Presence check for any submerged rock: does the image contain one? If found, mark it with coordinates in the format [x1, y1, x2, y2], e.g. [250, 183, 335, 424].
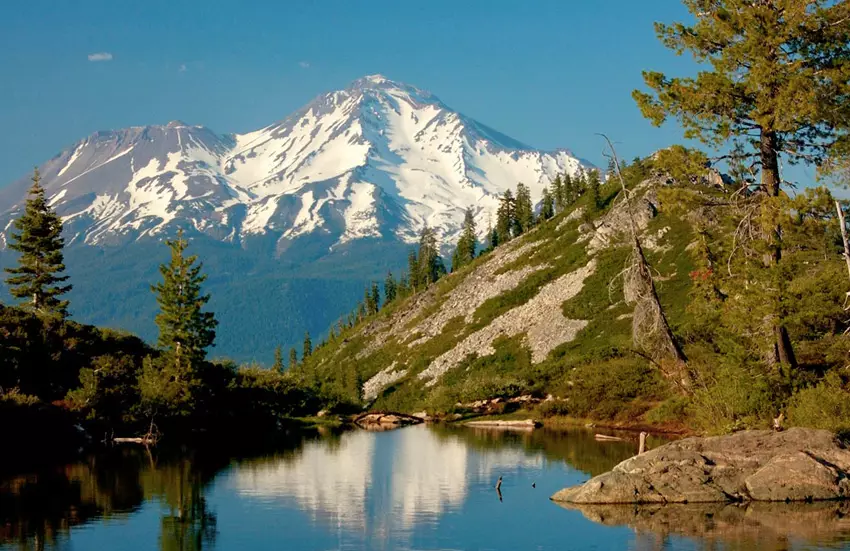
[551, 428, 850, 503]
[354, 412, 423, 432]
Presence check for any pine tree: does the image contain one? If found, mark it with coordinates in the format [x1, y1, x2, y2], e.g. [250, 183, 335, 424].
[495, 190, 515, 244]
[407, 249, 420, 292]
[417, 225, 445, 286]
[541, 186, 555, 220]
[633, 0, 850, 369]
[151, 229, 217, 368]
[587, 169, 602, 211]
[384, 271, 397, 304]
[5, 168, 72, 319]
[514, 183, 534, 235]
[551, 174, 565, 213]
[370, 281, 381, 314]
[302, 331, 312, 359]
[273, 345, 284, 373]
[562, 172, 575, 207]
[454, 206, 477, 270]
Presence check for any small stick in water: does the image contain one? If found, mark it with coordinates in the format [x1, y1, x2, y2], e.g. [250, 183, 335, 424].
[495, 476, 502, 491]
[638, 431, 648, 455]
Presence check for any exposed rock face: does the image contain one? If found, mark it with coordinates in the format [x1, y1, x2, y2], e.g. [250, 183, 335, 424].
[362, 362, 407, 401]
[551, 428, 850, 504]
[354, 412, 423, 431]
[417, 259, 596, 386]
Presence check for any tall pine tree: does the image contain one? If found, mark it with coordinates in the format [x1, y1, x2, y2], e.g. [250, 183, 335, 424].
[514, 183, 534, 234]
[289, 347, 298, 369]
[633, 0, 850, 369]
[303, 331, 312, 359]
[495, 190, 515, 244]
[151, 229, 217, 368]
[541, 186, 555, 220]
[454, 206, 477, 270]
[5, 168, 72, 319]
[384, 271, 397, 304]
[273, 345, 284, 373]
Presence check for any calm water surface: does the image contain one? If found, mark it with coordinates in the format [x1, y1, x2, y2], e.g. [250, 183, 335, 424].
[3, 425, 850, 550]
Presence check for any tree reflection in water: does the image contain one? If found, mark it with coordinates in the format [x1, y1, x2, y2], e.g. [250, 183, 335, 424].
[0, 447, 221, 551]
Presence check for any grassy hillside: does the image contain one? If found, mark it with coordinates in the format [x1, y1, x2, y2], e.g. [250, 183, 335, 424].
[295, 163, 684, 424]
[295, 158, 850, 435]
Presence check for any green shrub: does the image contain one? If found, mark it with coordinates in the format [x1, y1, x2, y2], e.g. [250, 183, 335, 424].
[787, 372, 850, 434]
[538, 400, 570, 418]
[690, 363, 778, 433]
[567, 357, 666, 420]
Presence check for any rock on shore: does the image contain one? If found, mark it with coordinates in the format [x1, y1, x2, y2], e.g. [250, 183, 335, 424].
[551, 428, 850, 503]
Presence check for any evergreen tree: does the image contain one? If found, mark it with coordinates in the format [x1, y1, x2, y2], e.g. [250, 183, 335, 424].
[551, 174, 565, 213]
[514, 183, 534, 235]
[384, 271, 397, 304]
[541, 186, 555, 220]
[573, 168, 587, 200]
[561, 172, 576, 207]
[454, 206, 477, 270]
[370, 280, 381, 314]
[587, 169, 602, 211]
[273, 345, 284, 373]
[302, 331, 312, 359]
[495, 190, 515, 244]
[151, 229, 217, 369]
[5, 168, 72, 319]
[407, 249, 420, 291]
[417, 225, 445, 286]
[633, 0, 850, 369]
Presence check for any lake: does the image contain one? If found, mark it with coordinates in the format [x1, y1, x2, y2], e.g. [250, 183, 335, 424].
[2, 424, 850, 550]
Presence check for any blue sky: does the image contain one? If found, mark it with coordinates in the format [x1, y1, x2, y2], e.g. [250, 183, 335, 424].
[0, 0, 819, 186]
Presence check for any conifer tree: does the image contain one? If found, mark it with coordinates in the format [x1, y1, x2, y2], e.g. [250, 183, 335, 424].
[302, 331, 312, 359]
[151, 229, 217, 368]
[551, 174, 565, 213]
[541, 186, 555, 220]
[273, 345, 284, 373]
[514, 183, 534, 235]
[587, 169, 602, 211]
[407, 250, 419, 292]
[633, 0, 850, 369]
[370, 281, 381, 314]
[384, 271, 397, 304]
[417, 225, 445, 286]
[5, 168, 72, 319]
[562, 172, 576, 207]
[495, 190, 515, 244]
[454, 206, 477, 270]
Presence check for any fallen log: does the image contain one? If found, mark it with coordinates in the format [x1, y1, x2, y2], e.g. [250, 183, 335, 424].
[594, 434, 626, 442]
[113, 436, 156, 445]
[464, 419, 541, 429]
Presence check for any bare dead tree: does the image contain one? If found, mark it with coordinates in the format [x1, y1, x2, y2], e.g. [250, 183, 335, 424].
[599, 134, 689, 391]
[835, 200, 850, 330]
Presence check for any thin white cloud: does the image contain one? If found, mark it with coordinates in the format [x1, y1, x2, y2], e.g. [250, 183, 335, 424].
[88, 52, 113, 62]
[178, 63, 187, 73]
[298, 61, 310, 69]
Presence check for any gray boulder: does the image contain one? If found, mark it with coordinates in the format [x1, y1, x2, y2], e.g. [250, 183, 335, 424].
[551, 428, 850, 503]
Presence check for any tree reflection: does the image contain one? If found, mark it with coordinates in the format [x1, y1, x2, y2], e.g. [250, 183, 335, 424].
[0, 448, 222, 551]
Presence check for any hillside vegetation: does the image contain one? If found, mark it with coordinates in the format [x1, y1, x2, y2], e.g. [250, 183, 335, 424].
[295, 157, 850, 435]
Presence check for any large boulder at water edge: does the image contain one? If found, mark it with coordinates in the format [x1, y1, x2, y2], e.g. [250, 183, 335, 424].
[551, 428, 850, 503]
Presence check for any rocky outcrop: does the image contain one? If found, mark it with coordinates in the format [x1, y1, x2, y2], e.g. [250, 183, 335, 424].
[551, 428, 850, 504]
[417, 259, 596, 386]
[353, 411, 423, 431]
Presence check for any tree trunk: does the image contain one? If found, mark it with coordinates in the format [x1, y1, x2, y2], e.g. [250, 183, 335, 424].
[760, 129, 797, 369]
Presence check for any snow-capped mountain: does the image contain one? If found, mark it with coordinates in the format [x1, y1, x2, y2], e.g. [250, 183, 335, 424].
[0, 75, 587, 251]
[0, 75, 591, 362]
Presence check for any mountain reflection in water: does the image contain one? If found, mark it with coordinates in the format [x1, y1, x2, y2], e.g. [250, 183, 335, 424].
[2, 425, 850, 551]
